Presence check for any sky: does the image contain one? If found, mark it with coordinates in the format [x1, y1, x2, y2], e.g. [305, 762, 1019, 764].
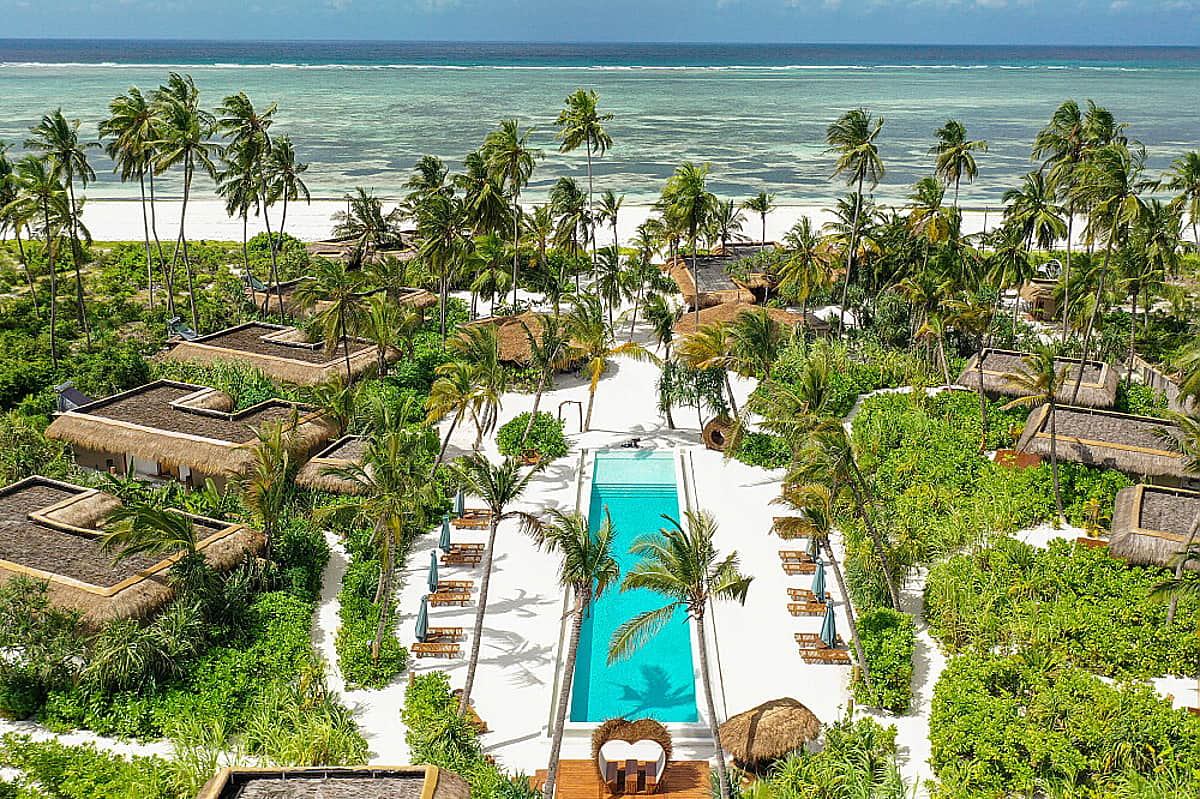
[1, 0, 1199, 45]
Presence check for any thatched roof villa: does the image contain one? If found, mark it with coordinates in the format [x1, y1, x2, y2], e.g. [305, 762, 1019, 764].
[955, 349, 1119, 409]
[44, 380, 338, 491]
[1110, 484, 1200, 570]
[0, 476, 261, 625]
[1020, 277, 1059, 321]
[164, 322, 388, 386]
[460, 311, 585, 368]
[197, 765, 469, 799]
[251, 279, 436, 320]
[673, 300, 831, 337]
[666, 256, 755, 309]
[1016, 405, 1192, 485]
[295, 435, 368, 495]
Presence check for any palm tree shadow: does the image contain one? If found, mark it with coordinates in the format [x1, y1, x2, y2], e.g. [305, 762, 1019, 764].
[610, 663, 696, 718]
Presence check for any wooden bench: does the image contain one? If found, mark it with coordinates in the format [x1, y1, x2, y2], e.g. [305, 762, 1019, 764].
[788, 601, 827, 617]
[436, 580, 475, 592]
[427, 591, 471, 607]
[782, 561, 817, 575]
[795, 633, 844, 649]
[448, 542, 486, 553]
[412, 642, 461, 658]
[800, 647, 851, 665]
[787, 587, 818, 601]
[779, 550, 815, 563]
[441, 553, 483, 566]
[424, 627, 464, 642]
[452, 516, 491, 529]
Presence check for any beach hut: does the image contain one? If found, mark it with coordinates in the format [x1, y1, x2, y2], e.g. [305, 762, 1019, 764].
[672, 301, 830, 337]
[0, 476, 262, 627]
[955, 348, 1120, 409]
[44, 379, 338, 492]
[460, 311, 585, 368]
[164, 322, 389, 386]
[1109, 484, 1200, 570]
[196, 765, 469, 799]
[1015, 405, 1193, 486]
[665, 256, 755, 310]
[252, 277, 436, 319]
[1019, 277, 1059, 321]
[294, 435, 369, 494]
[718, 697, 822, 771]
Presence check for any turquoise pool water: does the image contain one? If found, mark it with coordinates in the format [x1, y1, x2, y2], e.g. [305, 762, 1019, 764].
[569, 450, 699, 723]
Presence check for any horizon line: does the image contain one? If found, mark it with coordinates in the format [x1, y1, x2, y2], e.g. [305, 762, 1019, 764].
[2, 38, 1199, 49]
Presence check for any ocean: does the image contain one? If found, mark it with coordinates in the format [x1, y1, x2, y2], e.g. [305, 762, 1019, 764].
[0, 40, 1197, 206]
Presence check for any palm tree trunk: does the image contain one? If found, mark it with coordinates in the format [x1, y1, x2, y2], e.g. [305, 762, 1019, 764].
[372, 532, 393, 662]
[1127, 293, 1138, 385]
[169, 159, 200, 330]
[1049, 400, 1065, 524]
[277, 193, 291, 315]
[584, 381, 597, 432]
[848, 472, 901, 609]
[761, 212, 767, 245]
[431, 411, 463, 477]
[13, 229, 37, 317]
[1166, 511, 1200, 625]
[822, 539, 871, 686]
[837, 176, 864, 338]
[586, 147, 596, 270]
[723, 372, 739, 418]
[512, 188, 521, 309]
[262, 199, 285, 318]
[65, 179, 89, 341]
[1071, 230, 1116, 404]
[1062, 208, 1074, 343]
[691, 242, 700, 333]
[340, 308, 353, 381]
[42, 201, 58, 367]
[148, 169, 173, 316]
[694, 613, 731, 799]
[937, 334, 951, 386]
[522, 371, 549, 444]
[543, 590, 587, 799]
[138, 171, 155, 307]
[459, 514, 500, 716]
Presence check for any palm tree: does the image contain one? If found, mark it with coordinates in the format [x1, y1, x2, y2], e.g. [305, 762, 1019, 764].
[1002, 171, 1067, 335]
[360, 293, 420, 377]
[0, 148, 38, 312]
[266, 134, 310, 312]
[742, 191, 775, 243]
[468, 231, 512, 317]
[103, 503, 198, 563]
[453, 454, 543, 716]
[659, 162, 717, 332]
[945, 294, 997, 449]
[426, 360, 481, 472]
[708, 199, 747, 251]
[930, 119, 987, 208]
[1161, 150, 1200, 248]
[520, 312, 578, 443]
[530, 509, 620, 799]
[1119, 200, 1176, 378]
[826, 109, 885, 336]
[26, 109, 96, 335]
[1151, 411, 1200, 625]
[780, 218, 835, 319]
[333, 186, 403, 268]
[789, 419, 902, 609]
[217, 146, 261, 291]
[676, 324, 740, 416]
[448, 325, 509, 451]
[1001, 347, 1070, 524]
[608, 510, 752, 799]
[323, 419, 439, 660]
[293, 258, 368, 381]
[591, 246, 628, 328]
[234, 418, 296, 561]
[598, 189, 623, 251]
[550, 176, 591, 282]
[772, 483, 870, 683]
[483, 119, 541, 307]
[153, 74, 219, 330]
[555, 89, 613, 265]
[100, 87, 162, 308]
[4, 156, 65, 365]
[566, 294, 656, 430]
[644, 293, 682, 428]
[415, 191, 468, 340]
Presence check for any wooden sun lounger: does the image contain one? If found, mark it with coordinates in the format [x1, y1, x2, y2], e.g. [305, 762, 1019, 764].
[441, 553, 483, 566]
[452, 516, 491, 529]
[458, 508, 492, 519]
[427, 591, 471, 607]
[449, 542, 485, 553]
[779, 550, 815, 563]
[787, 587, 817, 601]
[782, 561, 817, 575]
[412, 642, 461, 658]
[795, 633, 845, 649]
[436, 580, 475, 592]
[788, 601, 827, 617]
[772, 517, 809, 539]
[800, 647, 852, 665]
[424, 627, 464, 642]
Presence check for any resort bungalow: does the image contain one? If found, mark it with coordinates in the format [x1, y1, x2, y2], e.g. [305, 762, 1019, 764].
[304, 234, 417, 265]
[955, 349, 1120, 409]
[1020, 277, 1059, 321]
[247, 277, 437, 320]
[667, 242, 782, 307]
[294, 435, 368, 494]
[1016, 405, 1194, 487]
[164, 322, 390, 386]
[45, 380, 339, 491]
[461, 311, 585, 368]
[673, 301, 831, 337]
[196, 765, 469, 799]
[0, 476, 262, 626]
[1110, 484, 1200, 571]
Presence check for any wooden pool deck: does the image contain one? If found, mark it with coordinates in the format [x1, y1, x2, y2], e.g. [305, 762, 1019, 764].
[531, 760, 711, 799]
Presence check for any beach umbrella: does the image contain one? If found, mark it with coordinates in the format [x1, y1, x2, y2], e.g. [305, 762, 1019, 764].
[812, 559, 827, 604]
[819, 602, 838, 649]
[415, 595, 429, 643]
[454, 489, 465, 516]
[428, 551, 439, 593]
[718, 698, 821, 767]
[440, 514, 452, 550]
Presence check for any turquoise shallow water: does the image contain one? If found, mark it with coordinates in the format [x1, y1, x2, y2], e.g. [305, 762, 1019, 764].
[0, 42, 1196, 206]
[571, 450, 697, 724]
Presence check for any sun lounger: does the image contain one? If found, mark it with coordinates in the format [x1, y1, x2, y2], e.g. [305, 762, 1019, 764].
[436, 580, 474, 593]
[787, 587, 818, 601]
[459, 508, 492, 519]
[795, 633, 845, 648]
[800, 647, 851, 665]
[441, 553, 483, 566]
[424, 626, 464, 642]
[779, 550, 814, 563]
[427, 591, 470, 607]
[452, 516, 491, 529]
[772, 517, 809, 539]
[788, 601, 827, 617]
[412, 642, 461, 658]
[782, 561, 817, 575]
[449, 542, 485, 553]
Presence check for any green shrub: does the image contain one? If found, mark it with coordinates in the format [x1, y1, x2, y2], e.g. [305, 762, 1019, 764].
[495, 412, 569, 460]
[0, 734, 175, 799]
[852, 608, 915, 713]
[335, 560, 407, 689]
[730, 431, 790, 469]
[1115, 381, 1169, 417]
[749, 715, 906, 795]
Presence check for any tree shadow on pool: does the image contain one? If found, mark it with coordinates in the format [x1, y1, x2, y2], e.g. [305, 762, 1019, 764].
[610, 663, 697, 719]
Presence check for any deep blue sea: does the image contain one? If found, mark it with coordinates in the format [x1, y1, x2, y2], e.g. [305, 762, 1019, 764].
[0, 40, 1196, 205]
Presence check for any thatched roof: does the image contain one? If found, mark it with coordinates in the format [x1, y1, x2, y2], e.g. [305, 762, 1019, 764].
[461, 312, 584, 368]
[702, 417, 733, 452]
[397, 288, 439, 310]
[1110, 484, 1200, 570]
[294, 435, 369, 495]
[0, 476, 261, 626]
[673, 301, 830, 336]
[718, 698, 822, 765]
[196, 766, 469, 799]
[665, 260, 754, 309]
[1016, 405, 1187, 480]
[956, 349, 1119, 409]
[591, 718, 673, 765]
[1019, 277, 1058, 301]
[165, 322, 387, 386]
[45, 380, 339, 479]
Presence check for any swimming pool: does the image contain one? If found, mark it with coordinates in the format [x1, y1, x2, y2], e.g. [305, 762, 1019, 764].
[569, 450, 699, 723]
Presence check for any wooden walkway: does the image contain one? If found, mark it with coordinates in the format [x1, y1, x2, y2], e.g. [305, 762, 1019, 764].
[532, 760, 711, 799]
